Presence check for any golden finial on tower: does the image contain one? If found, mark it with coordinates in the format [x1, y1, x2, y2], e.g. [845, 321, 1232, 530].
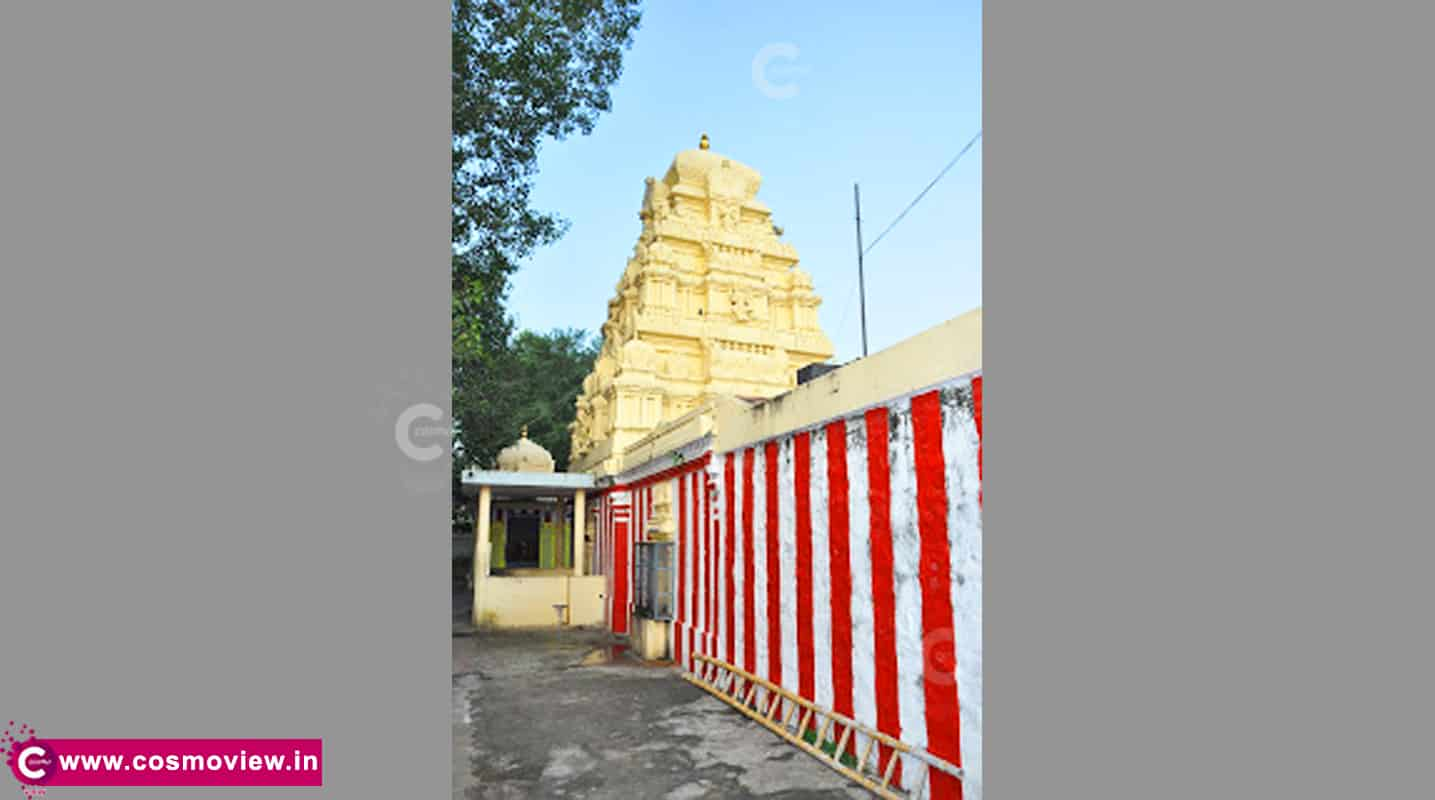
[699, 133, 710, 150]
[520, 424, 528, 439]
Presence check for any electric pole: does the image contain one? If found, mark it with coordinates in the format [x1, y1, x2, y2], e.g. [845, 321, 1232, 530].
[853, 183, 869, 358]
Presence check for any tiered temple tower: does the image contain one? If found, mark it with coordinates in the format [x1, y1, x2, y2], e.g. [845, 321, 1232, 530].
[569, 136, 834, 472]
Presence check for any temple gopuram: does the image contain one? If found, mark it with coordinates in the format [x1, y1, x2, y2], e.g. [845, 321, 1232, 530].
[568, 135, 834, 473]
[463, 136, 982, 800]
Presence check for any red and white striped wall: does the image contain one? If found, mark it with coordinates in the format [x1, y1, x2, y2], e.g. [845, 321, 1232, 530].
[592, 489, 632, 634]
[592, 372, 982, 799]
[592, 450, 713, 637]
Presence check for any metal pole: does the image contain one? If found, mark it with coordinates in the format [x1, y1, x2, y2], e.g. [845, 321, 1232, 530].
[853, 183, 869, 357]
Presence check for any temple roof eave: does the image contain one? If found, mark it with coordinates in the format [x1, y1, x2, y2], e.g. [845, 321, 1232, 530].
[459, 470, 596, 497]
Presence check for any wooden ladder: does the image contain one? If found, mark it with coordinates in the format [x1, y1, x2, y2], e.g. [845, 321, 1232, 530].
[683, 653, 964, 800]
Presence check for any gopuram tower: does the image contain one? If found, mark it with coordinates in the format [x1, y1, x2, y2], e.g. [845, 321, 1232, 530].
[569, 135, 834, 473]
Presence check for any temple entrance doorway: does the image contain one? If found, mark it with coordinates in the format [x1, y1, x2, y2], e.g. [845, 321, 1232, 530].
[461, 428, 595, 628]
[505, 516, 540, 567]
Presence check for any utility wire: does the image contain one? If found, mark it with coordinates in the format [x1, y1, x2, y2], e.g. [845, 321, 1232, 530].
[863, 129, 982, 256]
[834, 130, 982, 354]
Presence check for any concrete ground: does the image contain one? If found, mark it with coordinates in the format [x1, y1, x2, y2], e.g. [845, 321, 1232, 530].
[453, 591, 868, 799]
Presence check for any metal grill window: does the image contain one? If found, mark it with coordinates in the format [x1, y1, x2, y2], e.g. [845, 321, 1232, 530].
[634, 541, 674, 621]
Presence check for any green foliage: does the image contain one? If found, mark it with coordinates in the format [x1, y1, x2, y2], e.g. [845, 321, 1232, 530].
[493, 329, 600, 470]
[451, 0, 641, 475]
[800, 727, 860, 769]
[452, 248, 518, 474]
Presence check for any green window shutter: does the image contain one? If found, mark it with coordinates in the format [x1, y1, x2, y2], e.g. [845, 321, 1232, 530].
[491, 521, 506, 569]
[539, 523, 554, 569]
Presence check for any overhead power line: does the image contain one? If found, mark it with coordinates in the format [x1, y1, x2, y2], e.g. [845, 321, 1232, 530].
[834, 130, 983, 357]
[862, 129, 982, 256]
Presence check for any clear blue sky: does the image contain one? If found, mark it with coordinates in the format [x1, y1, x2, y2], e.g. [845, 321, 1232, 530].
[508, 0, 981, 363]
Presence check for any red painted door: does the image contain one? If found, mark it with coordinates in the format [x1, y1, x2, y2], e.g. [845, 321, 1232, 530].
[612, 517, 630, 635]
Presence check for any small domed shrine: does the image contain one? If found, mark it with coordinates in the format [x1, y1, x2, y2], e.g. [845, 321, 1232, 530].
[495, 426, 555, 473]
[460, 426, 597, 628]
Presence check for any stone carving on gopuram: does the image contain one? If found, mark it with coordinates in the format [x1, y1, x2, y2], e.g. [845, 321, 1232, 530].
[569, 135, 834, 473]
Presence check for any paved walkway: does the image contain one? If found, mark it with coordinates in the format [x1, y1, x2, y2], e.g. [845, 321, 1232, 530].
[452, 595, 868, 799]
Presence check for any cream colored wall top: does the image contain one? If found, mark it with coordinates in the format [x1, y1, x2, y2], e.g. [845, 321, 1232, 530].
[570, 138, 834, 474]
[713, 307, 982, 454]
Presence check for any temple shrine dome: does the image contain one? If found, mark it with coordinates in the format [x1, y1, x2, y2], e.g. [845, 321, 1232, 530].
[662, 135, 762, 202]
[496, 427, 555, 473]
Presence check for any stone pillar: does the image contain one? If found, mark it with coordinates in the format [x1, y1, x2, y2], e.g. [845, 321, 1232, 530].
[473, 485, 492, 626]
[572, 489, 586, 577]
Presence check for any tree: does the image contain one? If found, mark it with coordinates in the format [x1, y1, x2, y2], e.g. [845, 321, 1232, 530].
[452, 0, 642, 473]
[492, 329, 599, 469]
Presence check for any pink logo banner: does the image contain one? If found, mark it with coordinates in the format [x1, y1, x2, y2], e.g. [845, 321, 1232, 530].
[7, 738, 322, 788]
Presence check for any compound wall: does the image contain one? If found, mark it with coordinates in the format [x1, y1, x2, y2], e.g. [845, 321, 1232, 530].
[593, 310, 982, 799]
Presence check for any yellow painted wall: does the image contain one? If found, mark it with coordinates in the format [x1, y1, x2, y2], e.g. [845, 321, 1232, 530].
[612, 404, 715, 477]
[476, 575, 606, 628]
[714, 308, 982, 453]
[589, 308, 981, 483]
[632, 617, 670, 661]
[567, 576, 606, 626]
